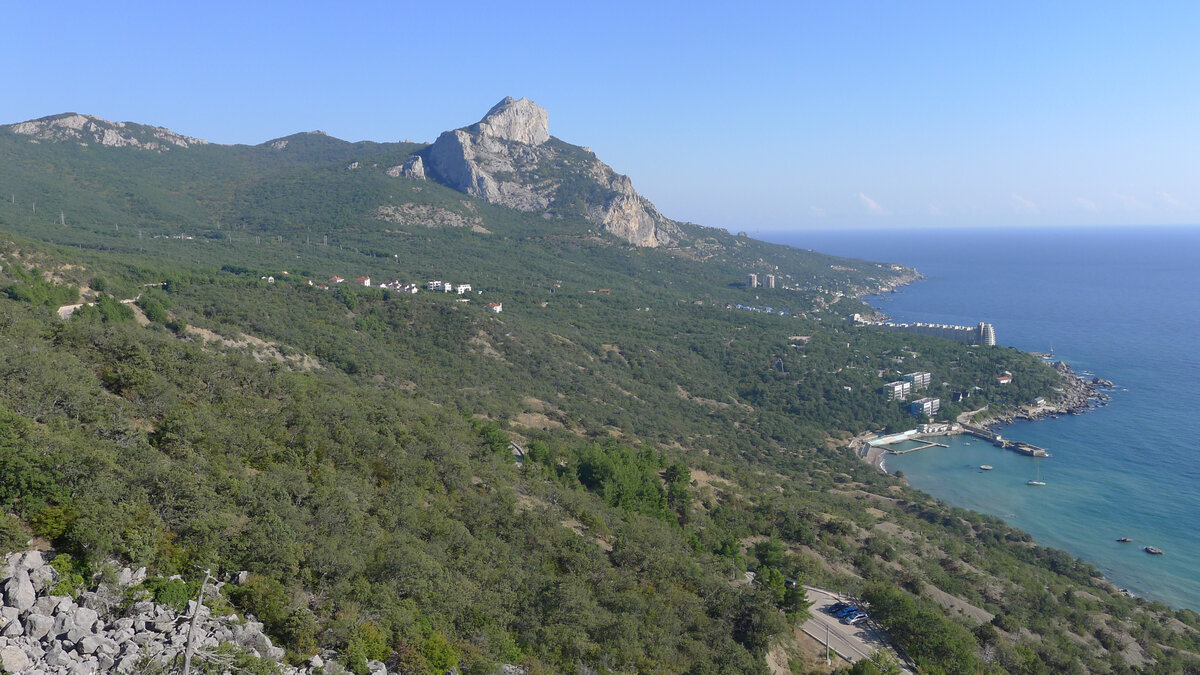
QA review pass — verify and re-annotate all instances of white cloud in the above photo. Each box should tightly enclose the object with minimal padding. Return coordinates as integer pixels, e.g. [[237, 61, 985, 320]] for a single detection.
[[1076, 197, 1099, 213], [858, 192, 887, 215], [928, 204, 943, 216], [808, 206, 827, 217], [1011, 193, 1038, 213], [1160, 191, 1188, 209]]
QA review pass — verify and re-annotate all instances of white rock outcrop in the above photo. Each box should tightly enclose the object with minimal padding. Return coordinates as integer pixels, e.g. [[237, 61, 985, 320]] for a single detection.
[[7, 114, 208, 152], [420, 97, 681, 247], [385, 155, 426, 180], [472, 96, 550, 146]]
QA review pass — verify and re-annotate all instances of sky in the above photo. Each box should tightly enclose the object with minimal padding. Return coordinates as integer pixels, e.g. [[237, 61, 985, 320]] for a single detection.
[[3, 1, 1199, 231]]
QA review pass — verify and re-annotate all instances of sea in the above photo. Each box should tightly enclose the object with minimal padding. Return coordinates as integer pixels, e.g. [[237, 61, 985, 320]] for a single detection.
[[763, 225, 1200, 611]]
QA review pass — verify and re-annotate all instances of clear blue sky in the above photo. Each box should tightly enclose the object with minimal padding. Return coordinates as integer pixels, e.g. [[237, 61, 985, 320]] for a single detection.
[[4, 1, 1199, 230]]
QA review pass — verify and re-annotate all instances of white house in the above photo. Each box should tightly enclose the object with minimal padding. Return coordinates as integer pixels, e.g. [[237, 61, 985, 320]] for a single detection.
[[455, 284, 472, 295], [355, 276, 371, 287], [487, 302, 503, 313]]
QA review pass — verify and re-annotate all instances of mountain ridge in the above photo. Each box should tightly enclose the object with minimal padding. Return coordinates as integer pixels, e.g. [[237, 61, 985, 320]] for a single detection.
[[5, 98, 684, 247]]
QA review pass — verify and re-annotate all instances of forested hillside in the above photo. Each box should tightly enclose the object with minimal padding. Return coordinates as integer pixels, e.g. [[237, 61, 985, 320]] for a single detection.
[[0, 109, 1196, 674]]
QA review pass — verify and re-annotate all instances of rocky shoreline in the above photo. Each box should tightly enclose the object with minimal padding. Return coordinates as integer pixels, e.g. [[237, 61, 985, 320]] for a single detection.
[[972, 361, 1111, 428]]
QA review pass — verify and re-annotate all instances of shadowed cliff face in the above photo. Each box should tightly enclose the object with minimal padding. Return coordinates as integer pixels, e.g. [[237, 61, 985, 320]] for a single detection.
[[419, 97, 681, 247]]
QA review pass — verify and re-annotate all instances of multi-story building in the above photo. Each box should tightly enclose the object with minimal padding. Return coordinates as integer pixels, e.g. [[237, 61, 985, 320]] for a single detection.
[[877, 321, 997, 345], [903, 371, 932, 390], [765, 274, 776, 289], [747, 273, 759, 288], [978, 322, 996, 346], [881, 380, 912, 401], [910, 397, 940, 418]]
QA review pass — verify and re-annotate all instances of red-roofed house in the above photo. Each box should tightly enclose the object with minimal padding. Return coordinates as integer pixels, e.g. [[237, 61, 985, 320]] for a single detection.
[[355, 276, 371, 287], [330, 276, 344, 284], [487, 302, 503, 313]]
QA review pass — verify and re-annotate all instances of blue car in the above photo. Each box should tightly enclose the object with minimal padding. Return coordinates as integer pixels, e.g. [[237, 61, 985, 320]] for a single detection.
[[828, 602, 849, 614], [834, 605, 860, 618]]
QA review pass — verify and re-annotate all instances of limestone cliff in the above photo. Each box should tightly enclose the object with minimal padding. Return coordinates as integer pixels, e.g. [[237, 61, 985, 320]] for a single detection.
[[418, 97, 681, 247], [6, 113, 207, 152]]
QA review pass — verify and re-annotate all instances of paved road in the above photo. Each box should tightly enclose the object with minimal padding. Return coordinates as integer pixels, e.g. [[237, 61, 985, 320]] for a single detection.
[[800, 586, 913, 673]]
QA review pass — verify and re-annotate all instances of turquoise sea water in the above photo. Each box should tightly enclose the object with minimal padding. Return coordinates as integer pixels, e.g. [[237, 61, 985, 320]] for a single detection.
[[764, 226, 1200, 610]]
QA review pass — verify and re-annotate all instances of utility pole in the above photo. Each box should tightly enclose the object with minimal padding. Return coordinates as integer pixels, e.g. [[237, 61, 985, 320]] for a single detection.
[[181, 569, 213, 675], [826, 623, 831, 666]]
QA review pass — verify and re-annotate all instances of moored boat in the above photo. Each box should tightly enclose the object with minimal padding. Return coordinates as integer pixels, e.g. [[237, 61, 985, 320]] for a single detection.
[[1116, 537, 1132, 543], [1144, 546, 1164, 555], [980, 465, 993, 470]]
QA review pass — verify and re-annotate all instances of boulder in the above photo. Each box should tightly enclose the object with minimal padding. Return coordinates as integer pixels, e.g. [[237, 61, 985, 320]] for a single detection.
[[76, 634, 116, 655], [31, 596, 66, 617], [2, 571, 36, 612], [68, 607, 99, 635], [13, 551, 44, 571], [24, 613, 54, 641], [0, 646, 31, 673], [27, 567, 54, 594]]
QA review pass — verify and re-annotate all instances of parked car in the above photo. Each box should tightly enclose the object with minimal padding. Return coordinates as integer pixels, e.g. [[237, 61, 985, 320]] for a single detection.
[[842, 612, 869, 625], [834, 605, 860, 618], [828, 602, 849, 614]]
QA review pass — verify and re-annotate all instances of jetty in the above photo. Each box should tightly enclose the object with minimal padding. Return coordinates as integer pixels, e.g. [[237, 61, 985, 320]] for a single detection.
[[961, 423, 1050, 457], [861, 422, 1049, 461], [887, 440, 950, 455]]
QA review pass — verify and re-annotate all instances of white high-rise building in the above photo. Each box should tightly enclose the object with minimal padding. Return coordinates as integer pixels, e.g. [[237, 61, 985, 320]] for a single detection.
[[978, 322, 996, 346]]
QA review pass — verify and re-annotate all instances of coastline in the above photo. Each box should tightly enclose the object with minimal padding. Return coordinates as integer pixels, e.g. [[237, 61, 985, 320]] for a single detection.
[[785, 226, 1200, 612], [970, 361, 1110, 428]]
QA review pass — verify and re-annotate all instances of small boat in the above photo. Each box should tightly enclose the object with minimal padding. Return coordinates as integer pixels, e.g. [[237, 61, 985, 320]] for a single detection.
[[1145, 547, 1164, 555], [979, 465, 993, 471], [1027, 457, 1046, 486], [1116, 538, 1132, 543]]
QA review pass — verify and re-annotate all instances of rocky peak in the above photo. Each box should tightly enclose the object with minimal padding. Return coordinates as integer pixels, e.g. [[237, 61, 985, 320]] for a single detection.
[[471, 96, 549, 146], [416, 97, 681, 247], [6, 113, 208, 152]]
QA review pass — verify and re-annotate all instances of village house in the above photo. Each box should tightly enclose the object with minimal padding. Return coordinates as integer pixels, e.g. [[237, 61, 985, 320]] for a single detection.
[[355, 276, 371, 287], [487, 302, 503, 313]]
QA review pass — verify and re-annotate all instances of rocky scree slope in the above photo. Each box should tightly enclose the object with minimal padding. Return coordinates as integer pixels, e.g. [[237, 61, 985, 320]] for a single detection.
[[416, 97, 682, 248], [0, 551, 326, 674]]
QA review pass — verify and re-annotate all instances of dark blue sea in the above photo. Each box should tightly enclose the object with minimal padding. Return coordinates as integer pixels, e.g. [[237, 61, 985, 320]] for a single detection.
[[764, 226, 1200, 610]]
